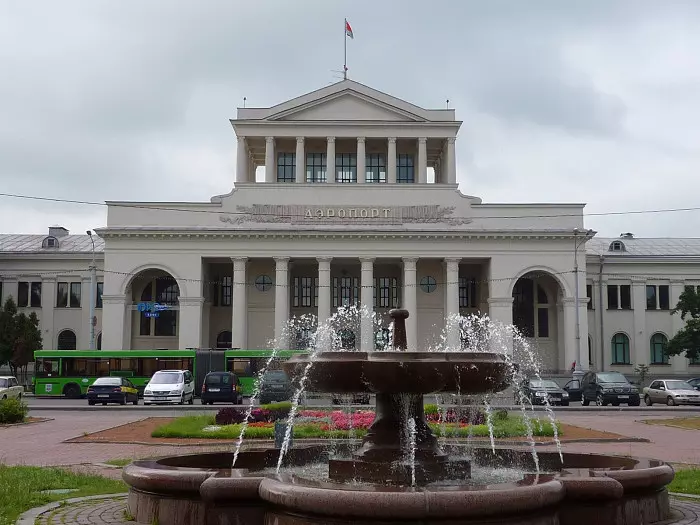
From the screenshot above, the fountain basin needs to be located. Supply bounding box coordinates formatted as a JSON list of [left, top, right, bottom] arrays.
[[283, 351, 514, 395], [122, 447, 675, 525]]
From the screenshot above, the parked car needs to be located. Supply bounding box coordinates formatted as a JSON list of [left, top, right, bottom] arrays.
[[143, 369, 195, 405], [562, 379, 583, 402], [0, 376, 23, 401], [87, 377, 139, 405], [514, 378, 570, 406], [200, 371, 243, 405], [332, 392, 371, 405], [687, 377, 700, 391], [580, 371, 640, 406], [643, 379, 700, 406], [258, 369, 293, 404]]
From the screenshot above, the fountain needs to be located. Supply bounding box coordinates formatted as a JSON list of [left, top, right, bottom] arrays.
[[123, 309, 676, 525]]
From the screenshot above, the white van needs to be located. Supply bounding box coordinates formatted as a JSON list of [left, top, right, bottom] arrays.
[[143, 369, 195, 405]]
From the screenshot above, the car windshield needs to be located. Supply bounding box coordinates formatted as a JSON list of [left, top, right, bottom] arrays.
[[263, 370, 287, 381], [530, 380, 559, 389], [666, 380, 694, 390], [597, 373, 628, 383], [92, 377, 121, 386], [206, 374, 231, 385], [150, 372, 183, 384], [0, 379, 7, 388]]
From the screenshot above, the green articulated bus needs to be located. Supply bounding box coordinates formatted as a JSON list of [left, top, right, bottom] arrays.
[[33, 348, 309, 398]]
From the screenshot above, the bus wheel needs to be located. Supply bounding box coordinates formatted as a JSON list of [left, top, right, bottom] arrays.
[[63, 384, 81, 399]]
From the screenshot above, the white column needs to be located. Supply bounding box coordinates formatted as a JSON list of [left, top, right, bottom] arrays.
[[295, 137, 305, 183], [178, 297, 204, 349], [417, 137, 427, 183], [631, 278, 646, 365], [274, 257, 290, 348], [326, 137, 336, 183], [357, 137, 366, 183], [387, 137, 397, 183], [264, 137, 275, 183], [562, 298, 578, 371], [231, 257, 247, 349], [444, 258, 460, 350], [360, 257, 374, 352], [670, 279, 686, 372], [487, 297, 514, 354], [236, 136, 248, 183], [40, 278, 56, 349], [81, 276, 92, 349], [317, 257, 332, 328], [402, 257, 418, 350], [446, 137, 456, 184], [102, 294, 127, 350]]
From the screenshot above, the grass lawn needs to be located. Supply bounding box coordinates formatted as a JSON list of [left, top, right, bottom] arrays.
[[0, 465, 126, 525], [104, 458, 133, 467], [669, 468, 700, 496], [643, 417, 700, 430], [152, 414, 561, 440]]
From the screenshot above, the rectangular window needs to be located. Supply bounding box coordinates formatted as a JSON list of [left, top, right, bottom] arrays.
[[17, 282, 29, 307], [620, 285, 631, 309], [96, 282, 103, 308], [659, 285, 670, 310], [537, 308, 549, 338], [586, 284, 593, 310], [646, 285, 657, 309], [366, 153, 386, 183], [336, 153, 357, 183], [30, 282, 42, 307], [397, 154, 414, 183], [277, 153, 296, 183], [221, 276, 232, 307], [374, 277, 397, 308], [69, 282, 81, 308], [293, 277, 316, 308], [306, 153, 326, 182], [458, 277, 478, 308], [154, 310, 177, 336], [607, 285, 618, 309], [57, 282, 68, 308], [333, 276, 359, 307]]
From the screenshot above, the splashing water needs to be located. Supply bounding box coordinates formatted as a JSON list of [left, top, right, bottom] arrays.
[[482, 395, 496, 454], [407, 417, 417, 487]]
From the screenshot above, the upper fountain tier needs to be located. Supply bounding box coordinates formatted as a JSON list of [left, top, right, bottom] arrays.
[[283, 309, 513, 396]]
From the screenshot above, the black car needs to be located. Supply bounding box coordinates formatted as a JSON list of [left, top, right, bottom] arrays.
[[87, 377, 139, 405], [201, 372, 243, 405], [259, 370, 293, 404], [515, 378, 570, 406], [580, 371, 640, 406], [563, 379, 583, 402]]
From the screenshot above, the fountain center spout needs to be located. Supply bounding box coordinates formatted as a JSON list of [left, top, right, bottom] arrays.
[[388, 308, 409, 351]]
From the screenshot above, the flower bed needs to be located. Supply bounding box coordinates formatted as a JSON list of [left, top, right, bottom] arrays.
[[151, 403, 560, 440]]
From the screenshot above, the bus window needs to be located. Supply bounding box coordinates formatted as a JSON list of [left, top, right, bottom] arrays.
[[62, 358, 110, 377], [35, 358, 59, 377]]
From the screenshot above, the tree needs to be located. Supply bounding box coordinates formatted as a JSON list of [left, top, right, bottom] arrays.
[[665, 286, 700, 361], [0, 297, 43, 377]]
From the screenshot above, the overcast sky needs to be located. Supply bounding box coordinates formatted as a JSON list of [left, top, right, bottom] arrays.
[[1, 0, 699, 237]]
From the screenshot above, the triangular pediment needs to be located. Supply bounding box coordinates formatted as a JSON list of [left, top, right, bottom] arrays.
[[270, 91, 420, 122]]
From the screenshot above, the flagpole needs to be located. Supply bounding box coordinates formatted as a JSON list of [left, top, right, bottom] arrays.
[[343, 18, 347, 80]]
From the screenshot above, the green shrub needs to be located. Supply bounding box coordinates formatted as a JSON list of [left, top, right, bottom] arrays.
[[494, 409, 509, 421], [0, 398, 28, 424], [424, 404, 438, 416]]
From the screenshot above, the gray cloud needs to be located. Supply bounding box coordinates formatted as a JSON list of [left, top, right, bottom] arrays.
[[1, 0, 699, 237]]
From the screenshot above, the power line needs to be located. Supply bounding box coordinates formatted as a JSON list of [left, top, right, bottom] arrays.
[[2, 191, 700, 222]]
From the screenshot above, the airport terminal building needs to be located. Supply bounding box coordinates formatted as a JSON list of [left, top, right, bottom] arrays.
[[1, 80, 699, 377]]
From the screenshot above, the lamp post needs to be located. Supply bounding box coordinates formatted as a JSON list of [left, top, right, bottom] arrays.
[[86, 230, 97, 350], [573, 227, 594, 379]]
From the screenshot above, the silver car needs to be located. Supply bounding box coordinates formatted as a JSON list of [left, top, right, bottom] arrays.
[[643, 379, 700, 406]]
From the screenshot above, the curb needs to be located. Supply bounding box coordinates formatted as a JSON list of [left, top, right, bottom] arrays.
[[670, 492, 700, 500], [15, 493, 128, 525]]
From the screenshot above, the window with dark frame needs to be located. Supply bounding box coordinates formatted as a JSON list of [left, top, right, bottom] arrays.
[[30, 282, 42, 307], [336, 153, 357, 183], [397, 154, 414, 183], [69, 282, 81, 308], [647, 284, 670, 310], [306, 152, 326, 183], [220, 276, 232, 307], [293, 277, 317, 308], [333, 276, 359, 307], [366, 153, 386, 183], [611, 333, 631, 364], [138, 278, 179, 337], [277, 153, 296, 183], [374, 277, 398, 308], [650, 333, 669, 364], [96, 282, 103, 308], [607, 284, 631, 310], [17, 281, 29, 307], [586, 284, 593, 310], [459, 277, 478, 308]]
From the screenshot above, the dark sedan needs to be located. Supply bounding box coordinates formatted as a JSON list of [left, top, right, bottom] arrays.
[[515, 378, 570, 406], [87, 377, 139, 405]]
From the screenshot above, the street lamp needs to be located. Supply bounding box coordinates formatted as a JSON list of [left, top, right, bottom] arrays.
[[86, 230, 97, 350], [573, 227, 595, 379]]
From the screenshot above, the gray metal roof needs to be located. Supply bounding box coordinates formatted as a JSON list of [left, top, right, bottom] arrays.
[[587, 237, 700, 257], [0, 234, 104, 254]]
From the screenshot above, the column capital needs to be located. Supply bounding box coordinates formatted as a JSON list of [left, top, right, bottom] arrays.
[[231, 256, 248, 263], [326, 136, 335, 144], [402, 257, 418, 270], [631, 277, 646, 284], [101, 294, 127, 305], [447, 137, 456, 144], [317, 256, 333, 264], [237, 136, 246, 143], [443, 258, 460, 272], [296, 136, 305, 144], [418, 137, 427, 144], [387, 137, 397, 144], [359, 257, 375, 264], [265, 136, 275, 144], [274, 257, 290, 270], [357, 136, 365, 144], [178, 296, 205, 306], [487, 297, 514, 306], [41, 276, 57, 283]]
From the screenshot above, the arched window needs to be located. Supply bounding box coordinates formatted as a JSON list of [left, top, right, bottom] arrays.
[[611, 333, 630, 364], [512, 278, 550, 338], [216, 330, 232, 349], [96, 333, 102, 350], [57, 329, 77, 350], [42, 236, 59, 249], [650, 333, 669, 364], [137, 276, 179, 337]]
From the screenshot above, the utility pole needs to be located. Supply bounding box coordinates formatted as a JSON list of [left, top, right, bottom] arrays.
[[572, 227, 594, 380], [87, 230, 97, 350]]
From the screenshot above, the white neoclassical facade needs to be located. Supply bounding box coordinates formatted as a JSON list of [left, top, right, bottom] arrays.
[[1, 80, 699, 377]]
